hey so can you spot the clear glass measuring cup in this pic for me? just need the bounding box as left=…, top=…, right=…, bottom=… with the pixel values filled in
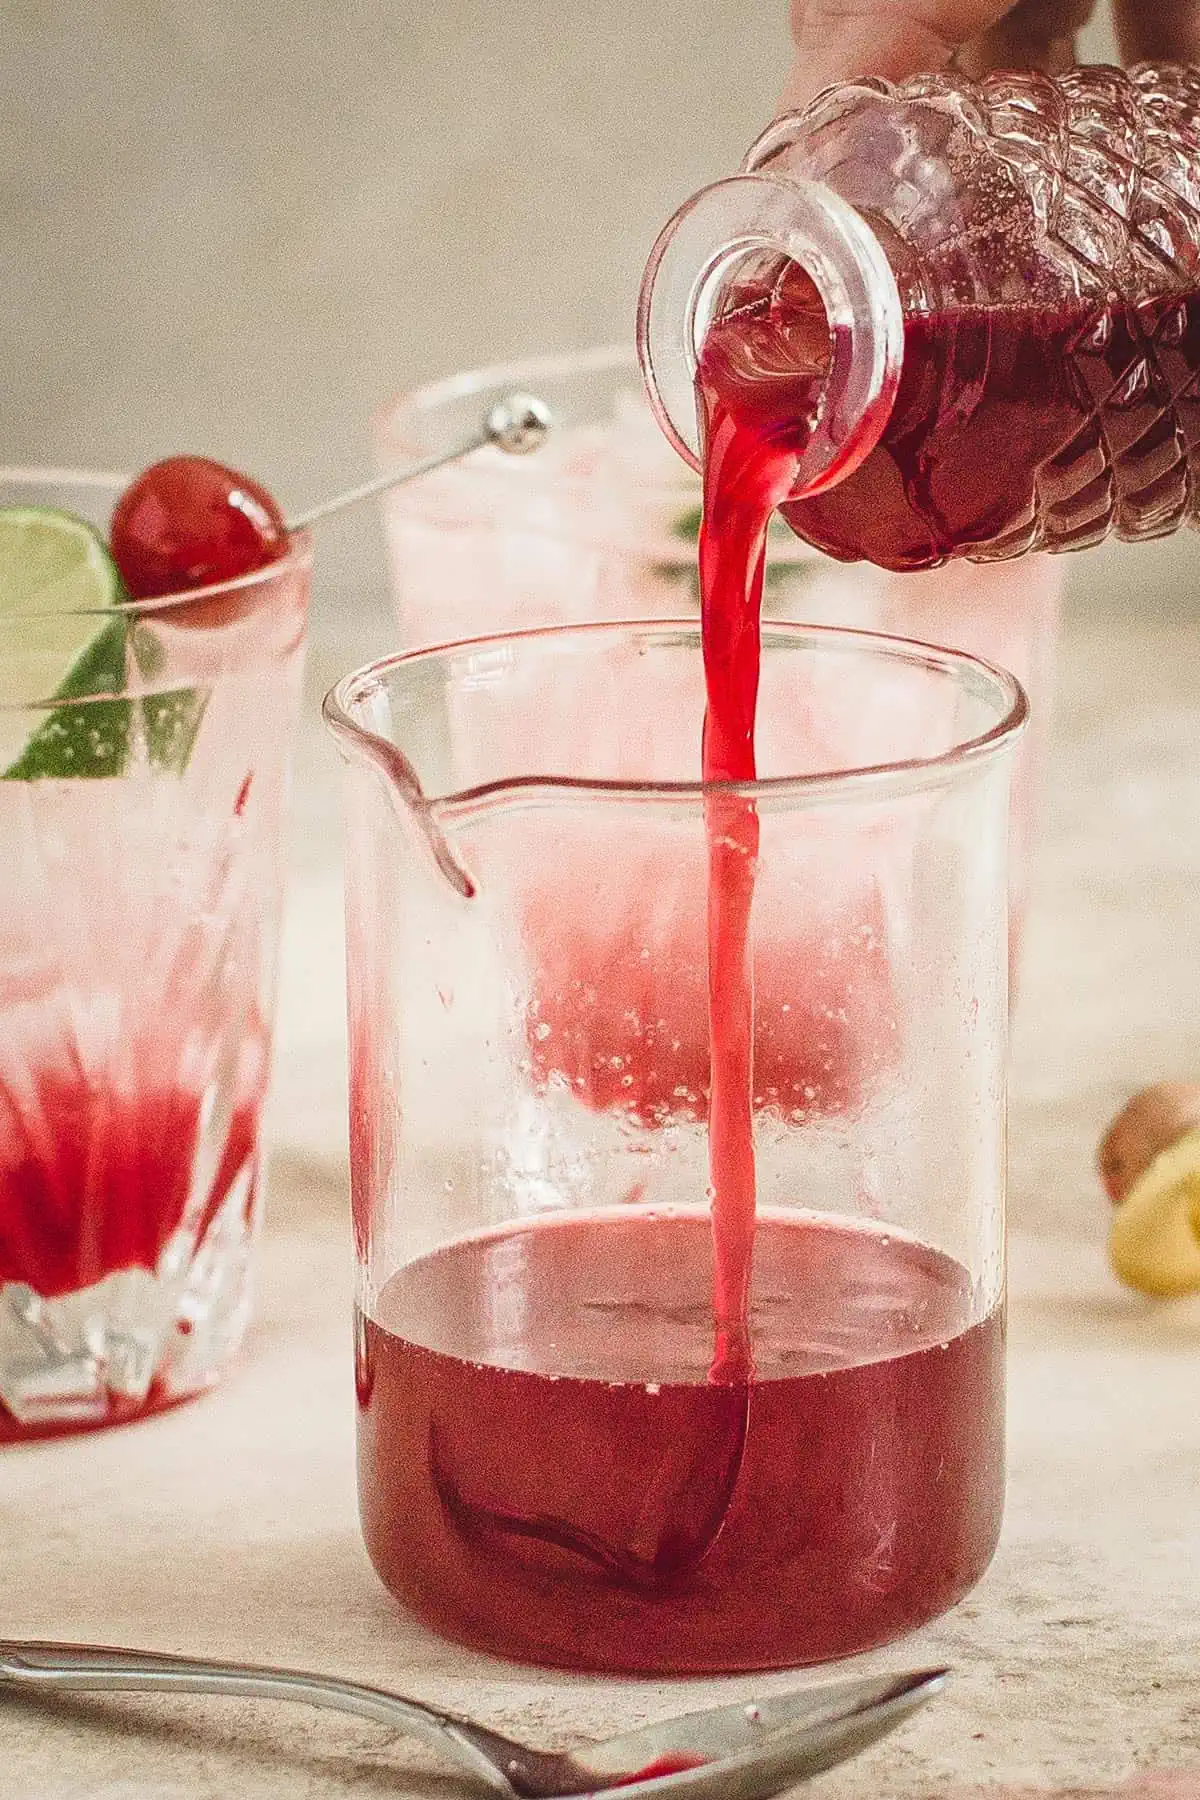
left=324, top=619, right=1026, bottom=1674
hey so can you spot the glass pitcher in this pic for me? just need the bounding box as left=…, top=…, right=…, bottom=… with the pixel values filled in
left=325, top=619, right=1025, bottom=1674
left=639, top=63, right=1200, bottom=569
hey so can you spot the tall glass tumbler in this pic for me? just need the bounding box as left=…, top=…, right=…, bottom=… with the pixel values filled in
left=374, top=348, right=1060, bottom=956
left=0, top=470, right=310, bottom=1440
left=326, top=619, right=1026, bottom=1674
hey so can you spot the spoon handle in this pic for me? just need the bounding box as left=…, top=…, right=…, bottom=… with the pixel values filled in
left=0, top=1639, right=519, bottom=1795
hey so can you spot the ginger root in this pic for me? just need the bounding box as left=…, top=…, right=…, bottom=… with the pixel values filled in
left=1100, top=1083, right=1200, bottom=1298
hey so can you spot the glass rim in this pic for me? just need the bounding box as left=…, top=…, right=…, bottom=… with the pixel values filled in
left=372, top=344, right=703, bottom=497
left=370, top=351, right=839, bottom=567
left=324, top=617, right=1029, bottom=811
left=0, top=466, right=313, bottom=619
left=374, top=342, right=637, bottom=429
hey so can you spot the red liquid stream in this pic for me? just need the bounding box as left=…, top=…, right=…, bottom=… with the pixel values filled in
left=357, top=1212, right=1004, bottom=1673
left=695, top=270, right=831, bottom=1380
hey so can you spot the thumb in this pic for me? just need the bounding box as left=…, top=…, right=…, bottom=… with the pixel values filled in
left=780, top=10, right=959, bottom=110
left=779, top=0, right=1095, bottom=113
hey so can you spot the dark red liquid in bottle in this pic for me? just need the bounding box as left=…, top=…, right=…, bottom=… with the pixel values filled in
left=358, top=1213, right=1003, bottom=1673
left=700, top=274, right=1200, bottom=571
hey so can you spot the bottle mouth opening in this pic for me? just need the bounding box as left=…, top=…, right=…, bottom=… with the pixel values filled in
left=689, top=243, right=822, bottom=391
left=638, top=174, right=905, bottom=501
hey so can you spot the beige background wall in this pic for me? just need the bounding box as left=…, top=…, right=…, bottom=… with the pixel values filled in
left=3, top=3, right=1197, bottom=633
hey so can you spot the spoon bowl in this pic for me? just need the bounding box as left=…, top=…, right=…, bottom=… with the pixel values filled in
left=550, top=1666, right=948, bottom=1799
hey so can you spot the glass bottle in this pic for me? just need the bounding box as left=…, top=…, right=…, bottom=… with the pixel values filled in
left=638, top=63, right=1200, bottom=571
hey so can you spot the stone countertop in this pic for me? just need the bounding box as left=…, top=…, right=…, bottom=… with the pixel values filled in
left=4, top=602, right=1200, bottom=1799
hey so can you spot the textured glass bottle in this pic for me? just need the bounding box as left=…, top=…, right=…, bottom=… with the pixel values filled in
left=639, top=64, right=1200, bottom=570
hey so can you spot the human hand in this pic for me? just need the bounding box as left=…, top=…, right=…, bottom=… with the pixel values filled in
left=782, top=0, right=1200, bottom=111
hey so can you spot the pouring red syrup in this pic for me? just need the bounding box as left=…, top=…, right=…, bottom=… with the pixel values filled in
left=355, top=268, right=1005, bottom=1671
left=693, top=271, right=831, bottom=1379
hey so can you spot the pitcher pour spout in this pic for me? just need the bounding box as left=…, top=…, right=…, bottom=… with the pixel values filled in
left=322, top=688, right=476, bottom=900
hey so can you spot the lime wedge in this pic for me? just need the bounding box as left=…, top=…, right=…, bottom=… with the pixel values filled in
left=0, top=505, right=207, bottom=780
left=0, top=506, right=127, bottom=691
left=0, top=506, right=130, bottom=778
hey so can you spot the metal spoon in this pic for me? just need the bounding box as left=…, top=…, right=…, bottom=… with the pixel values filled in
left=0, top=1640, right=946, bottom=1799
left=288, top=390, right=553, bottom=531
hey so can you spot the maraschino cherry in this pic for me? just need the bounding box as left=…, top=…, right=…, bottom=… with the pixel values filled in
left=108, top=395, right=552, bottom=604
left=110, top=456, right=289, bottom=600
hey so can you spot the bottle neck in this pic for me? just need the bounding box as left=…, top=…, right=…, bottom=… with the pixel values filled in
left=637, top=172, right=905, bottom=500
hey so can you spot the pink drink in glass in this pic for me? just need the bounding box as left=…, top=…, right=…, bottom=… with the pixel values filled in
left=0, top=470, right=309, bottom=1439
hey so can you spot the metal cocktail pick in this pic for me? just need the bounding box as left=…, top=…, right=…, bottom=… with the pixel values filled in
left=288, top=391, right=554, bottom=531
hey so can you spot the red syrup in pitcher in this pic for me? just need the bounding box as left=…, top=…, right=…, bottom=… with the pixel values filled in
left=357, top=1211, right=1003, bottom=1673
